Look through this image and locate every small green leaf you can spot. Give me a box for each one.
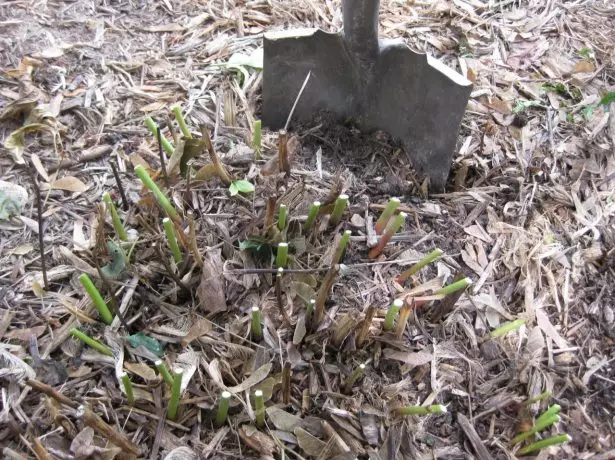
[101,240,126,279]
[229,179,254,196]
[125,332,164,357]
[599,92,615,107]
[513,100,545,113]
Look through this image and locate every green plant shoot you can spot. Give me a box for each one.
[120,372,135,406]
[490,318,526,338]
[329,194,348,226]
[163,217,182,264]
[332,230,351,264]
[79,274,113,325]
[434,277,472,296]
[70,328,113,356]
[134,165,181,222]
[102,192,127,241]
[253,119,262,160]
[304,201,321,233]
[171,105,192,139]
[517,434,571,456]
[254,389,265,427]
[154,360,174,386]
[375,197,400,233]
[278,204,288,231]
[144,117,174,155]
[167,369,183,420]
[251,306,262,342]
[276,242,288,268]
[215,391,232,427]
[383,299,403,331]
[397,248,443,283]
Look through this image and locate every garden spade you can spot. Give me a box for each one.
[262,0,473,190]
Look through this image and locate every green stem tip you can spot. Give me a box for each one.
[344,363,366,392]
[70,328,113,356]
[278,204,288,231]
[306,298,315,323]
[329,194,348,226]
[251,306,262,342]
[397,404,447,416]
[332,230,351,265]
[383,299,404,331]
[517,434,571,456]
[215,390,232,427]
[120,372,135,406]
[171,105,192,139]
[276,242,288,268]
[535,404,561,426]
[253,120,262,159]
[397,248,443,283]
[144,117,174,155]
[167,369,183,420]
[102,192,127,241]
[434,277,472,296]
[78,273,113,325]
[163,217,182,264]
[375,197,401,234]
[155,360,174,386]
[490,318,526,338]
[134,165,181,222]
[510,415,560,446]
[304,201,321,233]
[254,389,265,427]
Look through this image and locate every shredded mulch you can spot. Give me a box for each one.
[1,1,614,459]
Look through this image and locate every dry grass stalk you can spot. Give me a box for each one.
[395,299,414,339]
[330,312,358,349]
[200,125,232,185]
[80,405,140,456]
[282,362,291,404]
[355,306,376,348]
[187,211,203,267]
[278,129,290,176]
[26,379,78,409]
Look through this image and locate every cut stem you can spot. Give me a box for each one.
[254,389,265,427]
[397,404,447,416]
[329,194,348,227]
[102,192,127,241]
[517,434,571,456]
[282,362,291,404]
[490,318,526,338]
[434,277,472,296]
[332,230,351,265]
[510,415,560,446]
[215,391,232,427]
[253,119,262,160]
[368,212,407,259]
[171,105,192,139]
[79,274,113,325]
[278,129,290,176]
[134,165,181,223]
[535,405,561,426]
[70,328,113,356]
[167,369,183,420]
[163,217,182,264]
[344,363,365,393]
[375,197,400,234]
[144,117,174,155]
[313,264,340,326]
[251,306,262,342]
[355,306,376,348]
[276,242,288,268]
[278,204,288,231]
[120,372,135,406]
[154,360,174,386]
[396,248,443,284]
[395,299,414,339]
[304,201,321,233]
[383,299,404,332]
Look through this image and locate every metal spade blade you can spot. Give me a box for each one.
[262,0,473,190]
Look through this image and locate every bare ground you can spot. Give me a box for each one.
[0,0,614,459]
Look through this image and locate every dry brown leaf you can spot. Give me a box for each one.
[197,249,227,314]
[266,407,303,431]
[30,153,50,182]
[5,325,46,341]
[140,23,185,33]
[238,424,277,456]
[536,308,568,349]
[123,362,158,382]
[180,317,213,347]
[227,362,272,393]
[382,349,433,367]
[295,427,327,457]
[163,447,198,460]
[43,176,89,193]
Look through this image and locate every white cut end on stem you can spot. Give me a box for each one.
[120,372,127,378]
[338,194,348,200]
[313,201,321,206]
[278,242,288,248]
[254,390,263,397]
[221,391,231,399]
[463,277,473,286]
[435,404,447,413]
[252,306,260,313]
[154,359,163,366]
[163,217,170,223]
[343,230,351,236]
[277,268,284,274]
[358,363,366,370]
[393,299,404,308]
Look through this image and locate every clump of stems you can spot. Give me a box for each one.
[215,391,232,427]
[171,105,192,139]
[375,197,400,234]
[344,363,366,393]
[120,372,135,406]
[144,117,174,155]
[254,389,265,427]
[517,434,571,456]
[251,306,262,342]
[383,299,403,331]
[511,414,560,446]
[79,274,113,325]
[435,277,472,296]
[369,212,407,259]
[134,165,181,223]
[329,194,348,227]
[155,360,174,386]
[102,192,127,241]
[332,230,351,265]
[253,120,262,160]
[304,201,320,233]
[162,217,182,264]
[490,318,526,338]
[167,369,183,420]
[278,204,288,231]
[70,328,113,356]
[276,242,288,268]
[396,248,443,284]
[397,404,447,416]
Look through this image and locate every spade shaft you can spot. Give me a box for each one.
[262,0,472,190]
